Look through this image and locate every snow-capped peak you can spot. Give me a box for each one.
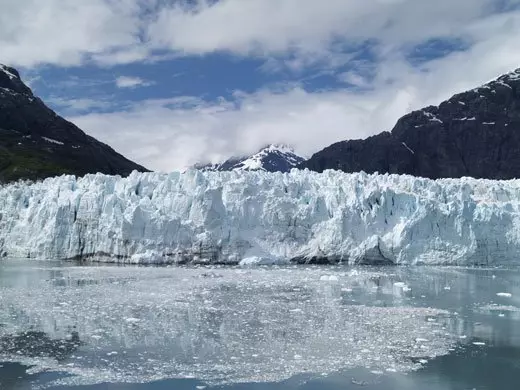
[499,68,520,82]
[196,144,306,173]
[0,64,33,96]
[0,64,18,80]
[472,67,520,92]
[263,144,298,154]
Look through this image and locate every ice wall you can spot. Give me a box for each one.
[1,169,520,265]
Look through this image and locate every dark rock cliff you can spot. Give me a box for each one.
[0,64,147,182]
[302,69,520,179]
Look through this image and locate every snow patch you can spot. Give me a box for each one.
[422,111,443,123]
[42,137,65,146]
[0,64,17,79]
[401,142,415,155]
[502,69,520,82]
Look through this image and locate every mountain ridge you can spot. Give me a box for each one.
[196,144,305,173]
[0,64,147,182]
[301,68,520,180]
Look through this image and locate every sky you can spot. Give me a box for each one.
[2,0,520,171]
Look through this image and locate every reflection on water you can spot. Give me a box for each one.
[0,362,70,390]
[417,343,520,390]
[2,343,520,390]
[1,260,520,389]
[0,330,80,360]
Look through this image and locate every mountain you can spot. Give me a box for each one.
[0,64,147,182]
[301,68,520,179]
[1,169,519,266]
[196,144,305,173]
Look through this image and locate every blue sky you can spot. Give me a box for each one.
[3,0,520,170]
[30,44,380,113]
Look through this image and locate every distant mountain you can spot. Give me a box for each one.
[301,68,520,180]
[196,144,305,173]
[0,64,147,182]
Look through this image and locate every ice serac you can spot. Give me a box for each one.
[1,169,520,265]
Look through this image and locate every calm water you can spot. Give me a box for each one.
[1,260,520,389]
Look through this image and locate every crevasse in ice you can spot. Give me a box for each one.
[1,169,520,265]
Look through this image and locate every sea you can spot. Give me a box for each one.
[1,259,519,389]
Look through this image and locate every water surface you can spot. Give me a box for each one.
[1,259,520,389]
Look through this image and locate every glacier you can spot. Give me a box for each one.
[1,169,520,265]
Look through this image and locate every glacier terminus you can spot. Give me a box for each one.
[1,169,520,266]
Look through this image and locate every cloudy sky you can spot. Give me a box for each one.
[2,0,520,171]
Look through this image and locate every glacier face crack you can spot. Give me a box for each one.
[1,169,520,265]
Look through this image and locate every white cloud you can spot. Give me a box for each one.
[46,97,114,114]
[3,0,520,171]
[146,0,512,67]
[0,0,145,67]
[69,4,520,171]
[115,76,153,88]
[2,0,518,69]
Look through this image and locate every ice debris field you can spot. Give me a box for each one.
[2,169,520,265]
[0,263,461,387]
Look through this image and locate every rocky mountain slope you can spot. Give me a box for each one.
[196,144,305,173]
[301,69,520,179]
[0,64,147,182]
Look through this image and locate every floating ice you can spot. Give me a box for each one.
[0,265,457,387]
[239,256,287,266]
[320,275,339,282]
[479,304,520,313]
[496,292,512,298]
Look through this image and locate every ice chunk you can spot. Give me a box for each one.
[0,265,456,387]
[239,256,288,266]
[320,275,339,282]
